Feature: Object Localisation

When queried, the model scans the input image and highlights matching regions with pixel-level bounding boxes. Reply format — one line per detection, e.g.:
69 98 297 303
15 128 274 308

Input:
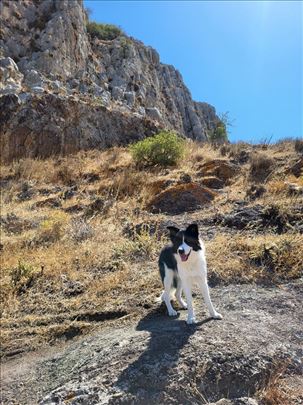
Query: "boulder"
201 176 225 189
145 107 162 121
147 183 217 214
24 69 43 88
0 57 23 95
197 159 240 183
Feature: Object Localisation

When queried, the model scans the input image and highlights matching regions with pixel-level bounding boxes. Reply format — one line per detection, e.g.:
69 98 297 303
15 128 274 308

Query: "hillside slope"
1 140 302 404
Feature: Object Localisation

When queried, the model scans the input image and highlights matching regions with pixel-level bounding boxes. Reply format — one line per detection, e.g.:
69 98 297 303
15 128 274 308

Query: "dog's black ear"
186 224 199 238
167 226 179 239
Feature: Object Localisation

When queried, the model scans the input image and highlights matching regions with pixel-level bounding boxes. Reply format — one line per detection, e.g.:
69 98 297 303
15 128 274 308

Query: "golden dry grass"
0 140 302 357
257 361 303 405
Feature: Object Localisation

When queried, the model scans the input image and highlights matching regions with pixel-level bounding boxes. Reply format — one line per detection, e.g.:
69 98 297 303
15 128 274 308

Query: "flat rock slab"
1 281 302 404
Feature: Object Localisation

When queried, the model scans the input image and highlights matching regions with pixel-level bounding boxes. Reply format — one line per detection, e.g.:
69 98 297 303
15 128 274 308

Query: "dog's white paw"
212 312 223 320
180 300 188 309
168 309 178 317
187 316 196 325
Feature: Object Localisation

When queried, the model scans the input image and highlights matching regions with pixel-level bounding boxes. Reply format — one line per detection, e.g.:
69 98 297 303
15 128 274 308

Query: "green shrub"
130 131 185 167
209 122 228 144
86 22 123 40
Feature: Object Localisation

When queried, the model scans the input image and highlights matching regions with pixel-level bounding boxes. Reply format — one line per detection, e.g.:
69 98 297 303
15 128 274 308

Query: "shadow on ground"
113 304 214 403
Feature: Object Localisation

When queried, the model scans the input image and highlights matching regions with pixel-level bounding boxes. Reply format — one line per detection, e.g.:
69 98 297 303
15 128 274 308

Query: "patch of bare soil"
1 281 302 404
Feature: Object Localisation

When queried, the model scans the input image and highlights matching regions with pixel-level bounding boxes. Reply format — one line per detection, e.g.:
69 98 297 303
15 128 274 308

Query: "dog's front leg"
198 277 222 320
182 283 195 324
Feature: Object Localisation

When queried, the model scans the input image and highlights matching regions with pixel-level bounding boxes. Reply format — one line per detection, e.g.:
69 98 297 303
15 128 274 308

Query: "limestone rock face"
0 0 220 161
0 0 90 78
0 57 24 95
0 93 160 161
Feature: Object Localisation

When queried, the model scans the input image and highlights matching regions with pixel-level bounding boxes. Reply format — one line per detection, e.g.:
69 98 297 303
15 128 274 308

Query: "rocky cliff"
0 0 220 161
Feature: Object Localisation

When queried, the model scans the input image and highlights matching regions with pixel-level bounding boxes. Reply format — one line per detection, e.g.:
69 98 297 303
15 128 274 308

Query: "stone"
0 57 23 95
24 69 43 87
145 107 162 121
18 92 31 103
197 159 240 184
51 80 63 91
124 91 135 107
201 176 225 189
147 183 217 214
111 86 124 100
31 86 45 93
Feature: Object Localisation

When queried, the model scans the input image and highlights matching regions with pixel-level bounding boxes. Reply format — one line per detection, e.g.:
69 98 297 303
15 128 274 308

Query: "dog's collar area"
179 249 191 262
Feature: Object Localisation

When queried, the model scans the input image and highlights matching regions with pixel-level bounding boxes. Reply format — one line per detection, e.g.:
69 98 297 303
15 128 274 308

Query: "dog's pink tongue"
180 253 188 262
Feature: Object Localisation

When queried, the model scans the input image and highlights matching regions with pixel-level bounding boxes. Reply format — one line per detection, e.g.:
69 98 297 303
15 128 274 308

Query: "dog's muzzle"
178 248 191 262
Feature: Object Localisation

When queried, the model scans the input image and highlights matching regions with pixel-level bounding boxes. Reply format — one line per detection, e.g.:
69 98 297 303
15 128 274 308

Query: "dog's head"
167 224 202 262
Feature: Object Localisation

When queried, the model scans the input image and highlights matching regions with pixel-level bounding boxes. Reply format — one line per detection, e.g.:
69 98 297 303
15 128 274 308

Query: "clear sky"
84 0 302 143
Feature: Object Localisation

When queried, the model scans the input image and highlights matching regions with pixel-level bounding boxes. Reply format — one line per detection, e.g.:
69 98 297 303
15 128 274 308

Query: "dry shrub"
68 218 93 242
12 158 56 183
258 362 295 405
9 260 41 295
34 212 68 245
53 156 86 185
187 142 220 166
112 227 163 262
99 169 148 200
267 180 288 195
249 153 275 182
294 138 303 154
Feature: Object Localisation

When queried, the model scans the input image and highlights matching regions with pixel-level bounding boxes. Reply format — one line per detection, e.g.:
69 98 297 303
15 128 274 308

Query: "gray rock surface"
0 57 23 95
1 281 302 404
0 0 221 161
0 93 160 161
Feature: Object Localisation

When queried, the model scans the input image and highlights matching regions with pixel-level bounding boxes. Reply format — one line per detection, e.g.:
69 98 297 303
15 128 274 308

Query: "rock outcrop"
2 281 302 404
0 0 220 161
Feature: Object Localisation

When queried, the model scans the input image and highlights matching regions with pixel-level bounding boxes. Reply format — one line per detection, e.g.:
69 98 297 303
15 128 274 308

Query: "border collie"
158 224 222 324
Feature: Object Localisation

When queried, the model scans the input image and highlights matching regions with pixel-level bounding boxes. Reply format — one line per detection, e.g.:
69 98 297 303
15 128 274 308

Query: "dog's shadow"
114 305 214 401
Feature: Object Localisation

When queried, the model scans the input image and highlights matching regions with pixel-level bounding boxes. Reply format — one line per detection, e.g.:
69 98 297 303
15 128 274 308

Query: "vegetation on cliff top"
86 21 123 40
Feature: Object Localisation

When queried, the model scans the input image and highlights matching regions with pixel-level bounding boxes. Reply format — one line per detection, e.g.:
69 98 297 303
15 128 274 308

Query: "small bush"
87 22 123 40
130 131 185 167
209 123 228 144
249 153 275 182
35 212 68 245
10 260 39 294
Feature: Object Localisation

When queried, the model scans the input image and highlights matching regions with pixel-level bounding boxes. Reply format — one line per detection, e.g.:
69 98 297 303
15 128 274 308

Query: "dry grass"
1 139 302 357
258 361 303 405
249 152 276 182
206 233 303 284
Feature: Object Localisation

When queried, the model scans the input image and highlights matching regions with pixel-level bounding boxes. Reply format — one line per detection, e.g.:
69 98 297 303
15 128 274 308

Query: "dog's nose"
178 247 185 254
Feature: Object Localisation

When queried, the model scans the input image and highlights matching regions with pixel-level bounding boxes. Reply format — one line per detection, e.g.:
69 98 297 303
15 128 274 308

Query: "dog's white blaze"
179 236 191 255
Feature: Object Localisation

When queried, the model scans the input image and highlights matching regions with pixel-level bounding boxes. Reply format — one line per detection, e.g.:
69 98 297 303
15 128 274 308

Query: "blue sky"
84 0 302 143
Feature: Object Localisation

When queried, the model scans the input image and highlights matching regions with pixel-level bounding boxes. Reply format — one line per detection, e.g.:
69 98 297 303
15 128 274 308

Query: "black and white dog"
159 224 222 324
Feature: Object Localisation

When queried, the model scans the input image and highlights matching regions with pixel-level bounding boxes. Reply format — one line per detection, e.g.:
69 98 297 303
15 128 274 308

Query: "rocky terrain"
0 1 303 404
2 281 303 405
1 139 302 404
0 0 220 162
